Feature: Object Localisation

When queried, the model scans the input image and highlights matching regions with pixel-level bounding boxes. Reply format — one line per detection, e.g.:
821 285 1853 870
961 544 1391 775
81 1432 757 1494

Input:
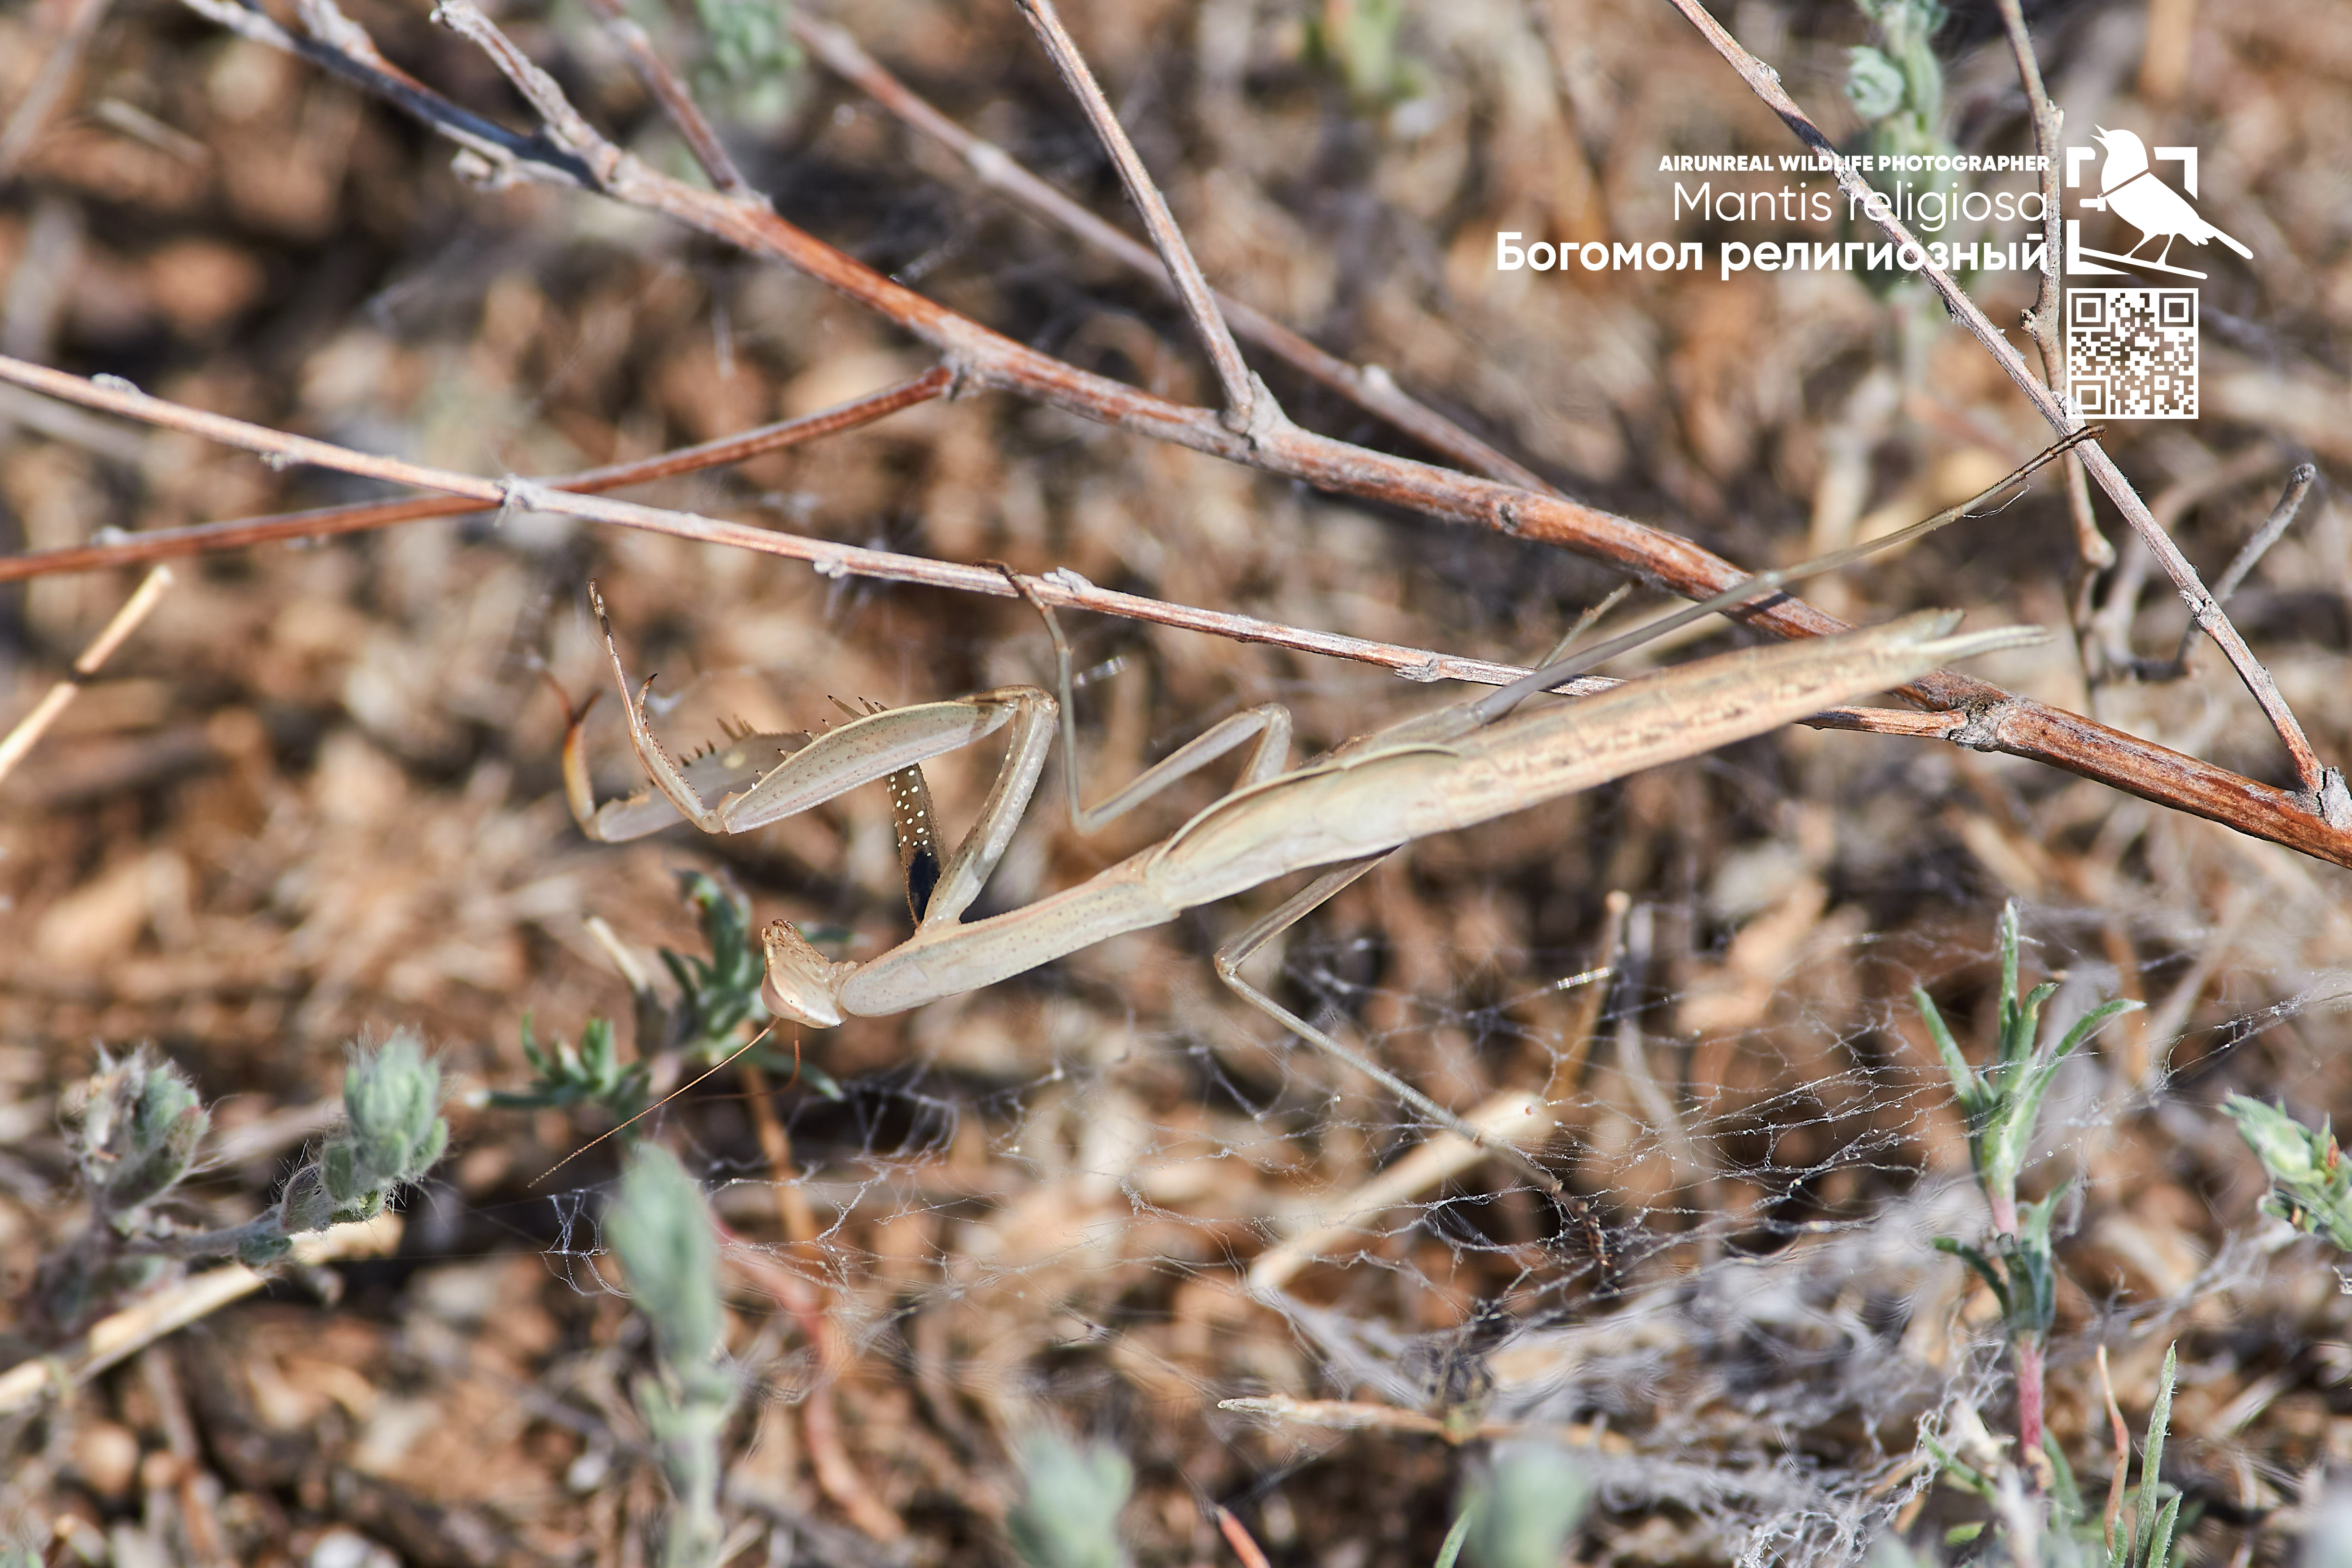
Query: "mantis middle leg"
1000 567 1294 838
1005 574 1587 1212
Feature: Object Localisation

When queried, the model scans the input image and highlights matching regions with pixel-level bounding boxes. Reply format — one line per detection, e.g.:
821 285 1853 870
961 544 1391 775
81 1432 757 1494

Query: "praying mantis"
561 434 2090 1207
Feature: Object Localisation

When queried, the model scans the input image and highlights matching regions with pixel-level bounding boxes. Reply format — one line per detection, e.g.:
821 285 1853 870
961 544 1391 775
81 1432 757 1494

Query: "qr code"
2067 288 2198 419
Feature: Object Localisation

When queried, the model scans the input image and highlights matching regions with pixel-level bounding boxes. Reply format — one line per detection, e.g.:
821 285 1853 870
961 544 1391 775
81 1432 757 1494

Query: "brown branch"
0 366 952 582
1214 1508 1276 1568
786 12 1558 493
1659 0 2341 820
102 0 2352 861
179 0 592 188
0 354 1986 745
1992 0 2108 572
574 0 748 196
1011 0 1262 432
0 355 1531 688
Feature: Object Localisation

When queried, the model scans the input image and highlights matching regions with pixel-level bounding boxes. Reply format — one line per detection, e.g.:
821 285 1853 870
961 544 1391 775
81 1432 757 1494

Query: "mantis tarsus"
563 433 2089 1219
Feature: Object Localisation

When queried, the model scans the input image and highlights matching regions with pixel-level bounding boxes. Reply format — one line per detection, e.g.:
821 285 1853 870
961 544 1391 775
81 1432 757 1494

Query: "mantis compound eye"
759 919 850 1029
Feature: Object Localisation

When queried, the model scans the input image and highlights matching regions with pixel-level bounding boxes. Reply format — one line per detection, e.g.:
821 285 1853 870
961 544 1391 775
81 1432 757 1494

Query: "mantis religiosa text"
561 433 2092 1214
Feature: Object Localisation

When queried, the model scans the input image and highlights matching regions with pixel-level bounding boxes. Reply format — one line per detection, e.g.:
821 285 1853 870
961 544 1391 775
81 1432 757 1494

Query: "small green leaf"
1934 1236 2012 1316
1912 985 1981 1113
2142 1494 2180 1568
2043 1428 2085 1524
2131 1344 2178 1568
1917 1424 1991 1499
607 1145 728 1397
2052 998 2145 1063
1459 1442 1590 1568
1006 1432 1132 1568
1846 46 1906 121
1434 1509 1474 1568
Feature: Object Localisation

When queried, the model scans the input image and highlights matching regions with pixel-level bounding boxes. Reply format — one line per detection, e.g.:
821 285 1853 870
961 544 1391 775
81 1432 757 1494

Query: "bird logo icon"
2081 127 2251 274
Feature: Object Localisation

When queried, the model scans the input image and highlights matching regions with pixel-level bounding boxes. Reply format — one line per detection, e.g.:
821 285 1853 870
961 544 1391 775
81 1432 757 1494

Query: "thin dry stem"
0 1216 400 1417
0 564 172 787
1214 1507 1275 1568
0 366 951 582
2091 456 2315 687
0 0 116 179
1992 0 2107 572
2174 463 2318 672
2088 445 2278 678
1660 0 2340 818
1246 1090 1551 1292
576 0 749 196
787 12 1555 491
720 1235 906 1542
1011 0 1262 432
739 1061 819 1249
0 353 1587 694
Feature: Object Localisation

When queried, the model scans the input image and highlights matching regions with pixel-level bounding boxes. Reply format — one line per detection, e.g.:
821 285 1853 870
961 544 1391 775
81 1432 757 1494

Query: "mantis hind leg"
1210 854 1603 1260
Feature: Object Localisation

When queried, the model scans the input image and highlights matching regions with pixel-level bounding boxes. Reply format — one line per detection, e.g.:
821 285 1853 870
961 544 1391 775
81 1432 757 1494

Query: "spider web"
527 830 2348 1564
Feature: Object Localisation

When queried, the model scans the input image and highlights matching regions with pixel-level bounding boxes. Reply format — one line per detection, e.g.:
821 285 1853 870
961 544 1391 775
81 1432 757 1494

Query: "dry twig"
0 1216 400 1417
0 355 2148 753
0 564 172 788
574 0 750 196
0 0 116 179
1991 0 2106 570
784 12 1555 490
1659 0 2346 827
2089 457 2316 688
1013 0 1263 432
2170 463 2319 675
0 367 952 583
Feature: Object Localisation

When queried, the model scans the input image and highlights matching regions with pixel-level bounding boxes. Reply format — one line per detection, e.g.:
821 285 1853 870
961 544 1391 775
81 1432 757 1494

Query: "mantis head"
760 919 858 1029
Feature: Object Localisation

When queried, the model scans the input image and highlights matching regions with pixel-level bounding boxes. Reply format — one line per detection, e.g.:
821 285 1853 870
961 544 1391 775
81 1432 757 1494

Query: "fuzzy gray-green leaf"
342 1031 448 1191
607 1145 725 1376
1006 1432 1132 1568
1460 1442 1590 1568
1846 46 1906 121
2132 1343 2177 1568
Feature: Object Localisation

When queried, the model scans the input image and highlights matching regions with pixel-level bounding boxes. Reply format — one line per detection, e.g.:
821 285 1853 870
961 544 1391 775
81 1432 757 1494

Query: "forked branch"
21 0 2352 865
0 351 2037 746
1011 0 1265 433
785 13 1557 491
1659 0 2343 824
0 366 954 583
